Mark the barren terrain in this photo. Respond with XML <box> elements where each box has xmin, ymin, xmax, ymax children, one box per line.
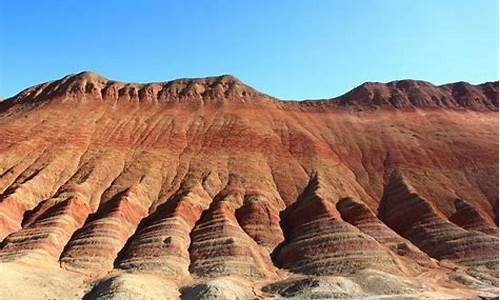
<box><xmin>0</xmin><ymin>72</ymin><xmax>497</xmax><ymax>299</ymax></box>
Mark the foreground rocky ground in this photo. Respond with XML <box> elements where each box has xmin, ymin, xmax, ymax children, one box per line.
<box><xmin>0</xmin><ymin>72</ymin><xmax>497</xmax><ymax>299</ymax></box>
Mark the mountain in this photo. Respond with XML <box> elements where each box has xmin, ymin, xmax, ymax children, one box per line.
<box><xmin>0</xmin><ymin>72</ymin><xmax>498</xmax><ymax>300</ymax></box>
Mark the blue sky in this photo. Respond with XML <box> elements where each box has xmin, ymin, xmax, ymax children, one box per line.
<box><xmin>0</xmin><ymin>0</ymin><xmax>498</xmax><ymax>99</ymax></box>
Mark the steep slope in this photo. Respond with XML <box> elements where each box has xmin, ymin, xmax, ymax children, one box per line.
<box><xmin>0</xmin><ymin>72</ymin><xmax>497</xmax><ymax>299</ymax></box>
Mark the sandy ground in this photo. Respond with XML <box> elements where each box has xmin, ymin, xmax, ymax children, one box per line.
<box><xmin>0</xmin><ymin>261</ymin><xmax>497</xmax><ymax>300</ymax></box>
<box><xmin>0</xmin><ymin>261</ymin><xmax>88</xmax><ymax>300</ymax></box>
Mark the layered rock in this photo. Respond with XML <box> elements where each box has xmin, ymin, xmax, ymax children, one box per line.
<box><xmin>0</xmin><ymin>72</ymin><xmax>497</xmax><ymax>299</ymax></box>
<box><xmin>59</xmin><ymin>153</ymin><xmax>166</xmax><ymax>275</ymax></box>
<box><xmin>449</xmin><ymin>198</ymin><xmax>498</xmax><ymax>236</ymax></box>
<box><xmin>379</xmin><ymin>172</ymin><xmax>498</xmax><ymax>278</ymax></box>
<box><xmin>235</xmin><ymin>193</ymin><xmax>284</xmax><ymax>252</ymax></box>
<box><xmin>59</xmin><ymin>187</ymin><xmax>155</xmax><ymax>275</ymax></box>
<box><xmin>0</xmin><ymin>145</ymin><xmax>89</xmax><ymax>241</ymax></box>
<box><xmin>0</xmin><ymin>196</ymin><xmax>90</xmax><ymax>261</ymax></box>
<box><xmin>188</xmin><ymin>190</ymin><xmax>276</xmax><ymax>279</ymax></box>
<box><xmin>116</xmin><ymin>184</ymin><xmax>212</xmax><ymax>277</ymax></box>
<box><xmin>275</xmin><ymin>175</ymin><xmax>402</xmax><ymax>275</ymax></box>
<box><xmin>0</xmin><ymin>150</ymin><xmax>125</xmax><ymax>261</ymax></box>
<box><xmin>336</xmin><ymin>197</ymin><xmax>437</xmax><ymax>270</ymax></box>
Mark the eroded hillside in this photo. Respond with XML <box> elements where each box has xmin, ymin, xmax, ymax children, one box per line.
<box><xmin>0</xmin><ymin>72</ymin><xmax>498</xmax><ymax>300</ymax></box>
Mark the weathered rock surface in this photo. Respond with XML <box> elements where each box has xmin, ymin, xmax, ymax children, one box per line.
<box><xmin>83</xmin><ymin>273</ymin><xmax>180</xmax><ymax>300</ymax></box>
<box><xmin>0</xmin><ymin>72</ymin><xmax>497</xmax><ymax>299</ymax></box>
<box><xmin>379</xmin><ymin>172</ymin><xmax>498</xmax><ymax>285</ymax></box>
<box><xmin>336</xmin><ymin>196</ymin><xmax>437</xmax><ymax>270</ymax></box>
<box><xmin>117</xmin><ymin>184</ymin><xmax>212</xmax><ymax>277</ymax></box>
<box><xmin>274</xmin><ymin>174</ymin><xmax>403</xmax><ymax>275</ymax></box>
<box><xmin>180</xmin><ymin>277</ymin><xmax>255</xmax><ymax>300</ymax></box>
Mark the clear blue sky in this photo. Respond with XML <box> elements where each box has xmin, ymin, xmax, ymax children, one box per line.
<box><xmin>0</xmin><ymin>0</ymin><xmax>498</xmax><ymax>99</ymax></box>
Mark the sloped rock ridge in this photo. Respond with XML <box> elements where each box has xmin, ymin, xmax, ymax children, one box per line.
<box><xmin>0</xmin><ymin>72</ymin><xmax>498</xmax><ymax>300</ymax></box>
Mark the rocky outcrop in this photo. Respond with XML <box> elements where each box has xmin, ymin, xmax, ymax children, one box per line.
<box><xmin>116</xmin><ymin>184</ymin><xmax>212</xmax><ymax>277</ymax></box>
<box><xmin>379</xmin><ymin>172</ymin><xmax>498</xmax><ymax>281</ymax></box>
<box><xmin>274</xmin><ymin>175</ymin><xmax>402</xmax><ymax>275</ymax></box>
<box><xmin>235</xmin><ymin>193</ymin><xmax>284</xmax><ymax>252</ymax></box>
<box><xmin>335</xmin><ymin>80</ymin><xmax>499</xmax><ymax>110</ymax></box>
<box><xmin>449</xmin><ymin>198</ymin><xmax>499</xmax><ymax>236</ymax></box>
<box><xmin>336</xmin><ymin>197</ymin><xmax>437</xmax><ymax>270</ymax></box>
<box><xmin>180</xmin><ymin>277</ymin><xmax>255</xmax><ymax>300</ymax></box>
<box><xmin>7</xmin><ymin>71</ymin><xmax>273</xmax><ymax>107</ymax></box>
<box><xmin>188</xmin><ymin>191</ymin><xmax>276</xmax><ymax>279</ymax></box>
<box><xmin>262</xmin><ymin>270</ymin><xmax>425</xmax><ymax>299</ymax></box>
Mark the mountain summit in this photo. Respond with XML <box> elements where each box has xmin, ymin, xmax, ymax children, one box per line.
<box><xmin>9</xmin><ymin>71</ymin><xmax>272</xmax><ymax>105</ymax></box>
<box><xmin>5</xmin><ymin>72</ymin><xmax>499</xmax><ymax>111</ymax></box>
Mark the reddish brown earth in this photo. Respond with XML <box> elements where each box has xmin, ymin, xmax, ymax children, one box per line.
<box><xmin>0</xmin><ymin>71</ymin><xmax>498</xmax><ymax>299</ymax></box>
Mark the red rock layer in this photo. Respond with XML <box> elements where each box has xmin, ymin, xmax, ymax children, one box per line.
<box><xmin>275</xmin><ymin>175</ymin><xmax>402</xmax><ymax>275</ymax></box>
<box><xmin>0</xmin><ymin>145</ymin><xmax>89</xmax><ymax>240</ymax></box>
<box><xmin>59</xmin><ymin>188</ymin><xmax>151</xmax><ymax>275</ymax></box>
<box><xmin>0</xmin><ymin>150</ymin><xmax>126</xmax><ymax>261</ymax></box>
<box><xmin>449</xmin><ymin>198</ymin><xmax>499</xmax><ymax>236</ymax></box>
<box><xmin>235</xmin><ymin>193</ymin><xmax>284</xmax><ymax>252</ymax></box>
<box><xmin>116</xmin><ymin>184</ymin><xmax>212</xmax><ymax>277</ymax></box>
<box><xmin>0</xmin><ymin>197</ymin><xmax>89</xmax><ymax>261</ymax></box>
<box><xmin>188</xmin><ymin>190</ymin><xmax>276</xmax><ymax>278</ymax></box>
<box><xmin>0</xmin><ymin>197</ymin><xmax>26</xmax><ymax>242</ymax></box>
<box><xmin>57</xmin><ymin>150</ymin><xmax>167</xmax><ymax>275</ymax></box>
<box><xmin>336</xmin><ymin>197</ymin><xmax>437</xmax><ymax>269</ymax></box>
<box><xmin>379</xmin><ymin>172</ymin><xmax>498</xmax><ymax>275</ymax></box>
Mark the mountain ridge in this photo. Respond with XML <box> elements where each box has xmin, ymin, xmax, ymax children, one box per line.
<box><xmin>4</xmin><ymin>71</ymin><xmax>498</xmax><ymax>111</ymax></box>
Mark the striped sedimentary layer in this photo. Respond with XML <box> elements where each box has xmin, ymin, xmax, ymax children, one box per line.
<box><xmin>449</xmin><ymin>198</ymin><xmax>499</xmax><ymax>236</ymax></box>
<box><xmin>0</xmin><ymin>149</ymin><xmax>125</xmax><ymax>262</ymax></box>
<box><xmin>188</xmin><ymin>190</ymin><xmax>276</xmax><ymax>279</ymax></box>
<box><xmin>59</xmin><ymin>189</ymin><xmax>150</xmax><ymax>274</ymax></box>
<box><xmin>236</xmin><ymin>193</ymin><xmax>284</xmax><ymax>252</ymax></box>
<box><xmin>116</xmin><ymin>184</ymin><xmax>212</xmax><ymax>277</ymax></box>
<box><xmin>336</xmin><ymin>197</ymin><xmax>437</xmax><ymax>270</ymax></box>
<box><xmin>0</xmin><ymin>73</ymin><xmax>497</xmax><ymax>298</ymax></box>
<box><xmin>274</xmin><ymin>175</ymin><xmax>403</xmax><ymax>275</ymax></box>
<box><xmin>379</xmin><ymin>172</ymin><xmax>498</xmax><ymax>281</ymax></box>
<box><xmin>0</xmin><ymin>196</ymin><xmax>90</xmax><ymax>261</ymax></box>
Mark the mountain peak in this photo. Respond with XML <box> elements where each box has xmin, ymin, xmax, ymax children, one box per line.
<box><xmin>335</xmin><ymin>79</ymin><xmax>498</xmax><ymax>110</ymax></box>
<box><xmin>72</xmin><ymin>70</ymin><xmax>107</xmax><ymax>81</ymax></box>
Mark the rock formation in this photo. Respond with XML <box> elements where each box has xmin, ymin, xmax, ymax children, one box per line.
<box><xmin>0</xmin><ymin>71</ymin><xmax>497</xmax><ymax>299</ymax></box>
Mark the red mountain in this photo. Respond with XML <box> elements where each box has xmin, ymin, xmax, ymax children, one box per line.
<box><xmin>0</xmin><ymin>72</ymin><xmax>497</xmax><ymax>299</ymax></box>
